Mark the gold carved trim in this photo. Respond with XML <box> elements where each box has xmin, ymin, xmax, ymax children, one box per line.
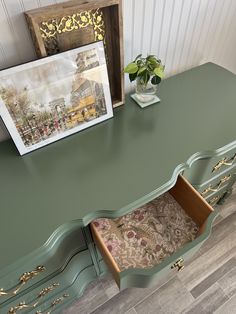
<box><xmin>212</xmin><ymin>153</ymin><xmax>236</xmax><ymax>172</ymax></box>
<box><xmin>40</xmin><ymin>8</ymin><xmax>105</xmax><ymax>42</ymax></box>
<box><xmin>0</xmin><ymin>266</ymin><xmax>45</xmax><ymax>298</ymax></box>
<box><xmin>201</xmin><ymin>174</ymin><xmax>232</xmax><ymax>196</ymax></box>
<box><xmin>171</xmin><ymin>258</ymin><xmax>185</xmax><ymax>272</ymax></box>
<box><xmin>208</xmin><ymin>195</ymin><xmax>220</xmax><ymax>205</ymax></box>
<box><xmin>36</xmin><ymin>293</ymin><xmax>69</xmax><ymax>314</ymax></box>
<box><xmin>8</xmin><ymin>283</ymin><xmax>59</xmax><ymax>314</ymax></box>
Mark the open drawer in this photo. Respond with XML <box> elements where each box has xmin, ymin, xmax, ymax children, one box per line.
<box><xmin>90</xmin><ymin>176</ymin><xmax>217</xmax><ymax>289</ymax></box>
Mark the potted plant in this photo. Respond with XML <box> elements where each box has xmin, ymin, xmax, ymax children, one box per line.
<box><xmin>124</xmin><ymin>54</ymin><xmax>164</xmax><ymax>104</ymax></box>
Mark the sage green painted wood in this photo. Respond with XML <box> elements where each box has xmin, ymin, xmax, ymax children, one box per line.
<box><xmin>205</xmin><ymin>174</ymin><xmax>236</xmax><ymax>205</ymax></box>
<box><xmin>116</xmin><ymin>210</ymin><xmax>218</xmax><ymax>289</ymax></box>
<box><xmin>192</xmin><ymin>163</ymin><xmax>236</xmax><ymax>197</ymax></box>
<box><xmin>0</xmin><ymin>222</ymin><xmax>86</xmax><ymax>305</ymax></box>
<box><xmin>215</xmin><ymin>173</ymin><xmax>236</xmax><ymax>205</ymax></box>
<box><xmin>0</xmin><ymin>62</ymin><xmax>236</xmax><ymax>272</ymax></box>
<box><xmin>1</xmin><ymin>250</ymin><xmax>94</xmax><ymax>313</ymax></box>
<box><xmin>33</xmin><ymin>265</ymin><xmax>97</xmax><ymax>314</ymax></box>
<box><xmin>184</xmin><ymin>146</ymin><xmax>236</xmax><ymax>185</ymax></box>
<box><xmin>205</xmin><ymin>186</ymin><xmax>229</xmax><ymax>202</ymax></box>
<box><xmin>40</xmin><ymin>265</ymin><xmax>97</xmax><ymax>314</ymax></box>
<box><xmin>224</xmin><ymin>173</ymin><xmax>236</xmax><ymax>191</ymax></box>
<box><xmin>99</xmin><ymin>260</ymin><xmax>109</xmax><ymax>275</ymax></box>
<box><xmin>83</xmin><ymin>226</ymin><xmax>102</xmax><ymax>276</ymax></box>
<box><xmin>119</xmin><ymin>242</ymin><xmax>203</xmax><ymax>290</ymax></box>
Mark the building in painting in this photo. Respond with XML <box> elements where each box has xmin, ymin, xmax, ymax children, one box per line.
<box><xmin>75</xmin><ymin>49</ymin><xmax>99</xmax><ymax>73</ymax></box>
<box><xmin>70</xmin><ymin>78</ymin><xmax>97</xmax><ymax>123</ymax></box>
<box><xmin>69</xmin><ymin>49</ymin><xmax>107</xmax><ymax>124</ymax></box>
<box><xmin>49</xmin><ymin>98</ymin><xmax>66</xmax><ymax>119</ymax></box>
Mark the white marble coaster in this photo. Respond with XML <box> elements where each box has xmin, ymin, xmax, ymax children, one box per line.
<box><xmin>131</xmin><ymin>93</ymin><xmax>161</xmax><ymax>108</ymax></box>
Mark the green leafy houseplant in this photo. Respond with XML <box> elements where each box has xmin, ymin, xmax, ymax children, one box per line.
<box><xmin>124</xmin><ymin>54</ymin><xmax>165</xmax><ymax>86</ymax></box>
<box><xmin>124</xmin><ymin>54</ymin><xmax>164</xmax><ymax>104</ymax></box>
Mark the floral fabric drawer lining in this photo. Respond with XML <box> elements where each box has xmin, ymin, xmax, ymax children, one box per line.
<box><xmin>93</xmin><ymin>193</ymin><xmax>199</xmax><ymax>270</ymax></box>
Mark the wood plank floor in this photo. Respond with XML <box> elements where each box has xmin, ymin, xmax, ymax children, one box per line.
<box><xmin>63</xmin><ymin>185</ymin><xmax>236</xmax><ymax>314</ymax></box>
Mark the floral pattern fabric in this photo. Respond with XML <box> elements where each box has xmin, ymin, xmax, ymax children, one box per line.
<box><xmin>93</xmin><ymin>193</ymin><xmax>199</xmax><ymax>270</ymax></box>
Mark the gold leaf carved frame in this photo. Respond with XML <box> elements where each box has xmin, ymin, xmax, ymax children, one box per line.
<box><xmin>25</xmin><ymin>0</ymin><xmax>124</xmax><ymax>108</ymax></box>
<box><xmin>40</xmin><ymin>9</ymin><xmax>105</xmax><ymax>55</ymax></box>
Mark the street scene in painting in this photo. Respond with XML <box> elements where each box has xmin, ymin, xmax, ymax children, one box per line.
<box><xmin>0</xmin><ymin>47</ymin><xmax>108</xmax><ymax>148</ymax></box>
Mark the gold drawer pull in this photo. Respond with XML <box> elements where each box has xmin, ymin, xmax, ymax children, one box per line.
<box><xmin>0</xmin><ymin>266</ymin><xmax>45</xmax><ymax>297</ymax></box>
<box><xmin>208</xmin><ymin>195</ymin><xmax>220</xmax><ymax>205</ymax></box>
<box><xmin>212</xmin><ymin>154</ymin><xmax>236</xmax><ymax>172</ymax></box>
<box><xmin>201</xmin><ymin>174</ymin><xmax>231</xmax><ymax>196</ymax></box>
<box><xmin>36</xmin><ymin>293</ymin><xmax>69</xmax><ymax>314</ymax></box>
<box><xmin>8</xmin><ymin>283</ymin><xmax>59</xmax><ymax>314</ymax></box>
<box><xmin>8</xmin><ymin>302</ymin><xmax>28</xmax><ymax>314</ymax></box>
<box><xmin>171</xmin><ymin>258</ymin><xmax>184</xmax><ymax>272</ymax></box>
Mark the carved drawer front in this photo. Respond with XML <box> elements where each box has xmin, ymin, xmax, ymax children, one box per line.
<box><xmin>0</xmin><ymin>225</ymin><xmax>86</xmax><ymax>305</ymax></box>
<box><xmin>2</xmin><ymin>250</ymin><xmax>96</xmax><ymax>314</ymax></box>
<box><xmin>194</xmin><ymin>167</ymin><xmax>236</xmax><ymax>199</ymax></box>
<box><xmin>205</xmin><ymin>178</ymin><xmax>235</xmax><ymax>207</ymax></box>
<box><xmin>91</xmin><ymin>176</ymin><xmax>217</xmax><ymax>289</ymax></box>
<box><xmin>184</xmin><ymin>147</ymin><xmax>236</xmax><ymax>185</ymax></box>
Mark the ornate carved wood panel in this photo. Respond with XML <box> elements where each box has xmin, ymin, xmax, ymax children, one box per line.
<box><xmin>25</xmin><ymin>0</ymin><xmax>124</xmax><ymax>108</ymax></box>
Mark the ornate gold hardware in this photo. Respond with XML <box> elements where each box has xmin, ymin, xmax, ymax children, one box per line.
<box><xmin>36</xmin><ymin>293</ymin><xmax>69</xmax><ymax>314</ymax></box>
<box><xmin>38</xmin><ymin>283</ymin><xmax>60</xmax><ymax>298</ymax></box>
<box><xmin>212</xmin><ymin>154</ymin><xmax>236</xmax><ymax>172</ymax></box>
<box><xmin>171</xmin><ymin>258</ymin><xmax>184</xmax><ymax>272</ymax></box>
<box><xmin>8</xmin><ymin>303</ymin><xmax>28</xmax><ymax>314</ymax></box>
<box><xmin>208</xmin><ymin>195</ymin><xmax>220</xmax><ymax>205</ymax></box>
<box><xmin>40</xmin><ymin>9</ymin><xmax>105</xmax><ymax>41</ymax></box>
<box><xmin>8</xmin><ymin>283</ymin><xmax>59</xmax><ymax>314</ymax></box>
<box><xmin>0</xmin><ymin>266</ymin><xmax>45</xmax><ymax>297</ymax></box>
<box><xmin>201</xmin><ymin>174</ymin><xmax>231</xmax><ymax>196</ymax></box>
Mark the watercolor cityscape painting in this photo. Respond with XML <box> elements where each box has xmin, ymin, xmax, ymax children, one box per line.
<box><xmin>0</xmin><ymin>42</ymin><xmax>113</xmax><ymax>155</ymax></box>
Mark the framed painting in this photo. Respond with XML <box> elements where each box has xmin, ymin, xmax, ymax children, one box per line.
<box><xmin>0</xmin><ymin>41</ymin><xmax>113</xmax><ymax>155</ymax></box>
<box><xmin>25</xmin><ymin>0</ymin><xmax>124</xmax><ymax>108</ymax></box>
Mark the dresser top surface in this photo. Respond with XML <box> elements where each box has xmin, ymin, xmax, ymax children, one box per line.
<box><xmin>0</xmin><ymin>62</ymin><xmax>236</xmax><ymax>268</ymax></box>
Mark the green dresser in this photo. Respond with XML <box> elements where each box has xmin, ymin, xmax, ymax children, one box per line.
<box><xmin>0</xmin><ymin>63</ymin><xmax>235</xmax><ymax>313</ymax></box>
<box><xmin>184</xmin><ymin>147</ymin><xmax>236</xmax><ymax>205</ymax></box>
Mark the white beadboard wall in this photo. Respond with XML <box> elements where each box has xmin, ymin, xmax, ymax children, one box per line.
<box><xmin>0</xmin><ymin>0</ymin><xmax>236</xmax><ymax>141</ymax></box>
